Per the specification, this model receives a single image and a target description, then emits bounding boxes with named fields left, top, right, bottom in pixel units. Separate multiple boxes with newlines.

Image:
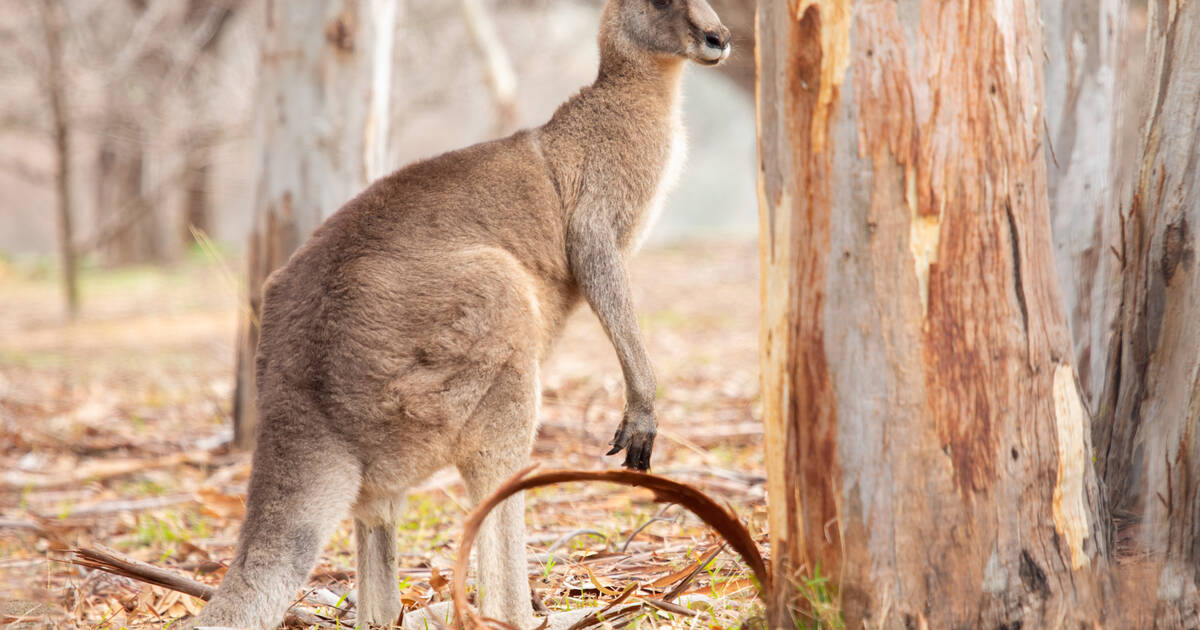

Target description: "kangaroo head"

left=603, top=0, right=732, bottom=67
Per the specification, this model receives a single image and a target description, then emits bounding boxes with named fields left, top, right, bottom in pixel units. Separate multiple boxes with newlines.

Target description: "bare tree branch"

left=459, top=0, right=519, bottom=134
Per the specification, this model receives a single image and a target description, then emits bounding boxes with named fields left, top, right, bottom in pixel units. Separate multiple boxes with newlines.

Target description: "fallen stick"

left=53, top=494, right=195, bottom=519
left=3, top=450, right=213, bottom=490
left=643, top=598, right=698, bottom=617
left=621, top=504, right=677, bottom=552
left=72, top=546, right=214, bottom=601
left=69, top=546, right=343, bottom=627
left=546, top=529, right=607, bottom=554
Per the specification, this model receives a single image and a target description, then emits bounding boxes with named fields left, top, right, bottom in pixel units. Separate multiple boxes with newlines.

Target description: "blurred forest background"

left=0, top=0, right=768, bottom=627
left=0, top=0, right=755, bottom=265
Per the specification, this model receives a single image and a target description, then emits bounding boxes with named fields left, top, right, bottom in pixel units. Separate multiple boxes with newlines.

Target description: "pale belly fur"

left=632, top=108, right=687, bottom=252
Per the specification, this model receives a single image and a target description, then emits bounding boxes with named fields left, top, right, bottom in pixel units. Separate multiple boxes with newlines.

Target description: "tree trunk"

left=1041, top=0, right=1126, bottom=408
left=233, top=0, right=399, bottom=449
left=756, top=1, right=1107, bottom=627
left=1094, top=0, right=1200, bottom=622
left=94, top=123, right=165, bottom=266
left=39, top=0, right=78, bottom=319
left=182, top=146, right=211, bottom=244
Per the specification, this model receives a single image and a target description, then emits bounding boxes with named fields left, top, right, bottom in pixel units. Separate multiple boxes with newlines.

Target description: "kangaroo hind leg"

left=196, top=432, right=361, bottom=630
left=354, top=506, right=405, bottom=626
left=457, top=363, right=539, bottom=630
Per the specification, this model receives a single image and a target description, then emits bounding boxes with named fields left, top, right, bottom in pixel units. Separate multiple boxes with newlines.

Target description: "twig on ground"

left=644, top=598, right=699, bottom=617
left=546, top=529, right=607, bottom=555
left=71, top=546, right=214, bottom=600
left=3, top=450, right=213, bottom=490
left=621, top=503, right=677, bottom=552
left=68, top=546, right=339, bottom=627
left=49, top=494, right=194, bottom=519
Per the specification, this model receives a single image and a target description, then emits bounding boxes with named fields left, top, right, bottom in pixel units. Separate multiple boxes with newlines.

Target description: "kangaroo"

left=194, top=1, right=730, bottom=628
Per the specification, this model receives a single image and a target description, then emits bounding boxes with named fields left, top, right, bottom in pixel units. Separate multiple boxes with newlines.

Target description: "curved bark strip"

left=1096, top=0, right=1200, bottom=623
left=757, top=1, right=1108, bottom=627
left=450, top=467, right=770, bottom=629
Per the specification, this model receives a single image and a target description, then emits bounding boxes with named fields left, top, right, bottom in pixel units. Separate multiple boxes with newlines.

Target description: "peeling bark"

left=232, top=0, right=397, bottom=449
left=756, top=1, right=1107, bottom=627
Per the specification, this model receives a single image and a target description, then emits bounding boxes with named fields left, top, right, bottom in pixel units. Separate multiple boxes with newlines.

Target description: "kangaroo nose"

left=704, top=30, right=729, bottom=49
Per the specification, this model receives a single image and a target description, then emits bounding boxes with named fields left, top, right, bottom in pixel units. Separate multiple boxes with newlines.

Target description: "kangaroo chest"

left=629, top=106, right=686, bottom=252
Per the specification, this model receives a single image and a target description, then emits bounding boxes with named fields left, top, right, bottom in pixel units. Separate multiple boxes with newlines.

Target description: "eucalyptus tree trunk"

left=756, top=1, right=1107, bottom=627
left=233, top=0, right=399, bottom=449
left=1093, top=0, right=1200, bottom=623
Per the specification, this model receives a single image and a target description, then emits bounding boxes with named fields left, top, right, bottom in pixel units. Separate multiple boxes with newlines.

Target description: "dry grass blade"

left=582, top=565, right=624, bottom=596
left=567, top=585, right=640, bottom=630
left=643, top=598, right=698, bottom=617
left=452, top=466, right=770, bottom=629
left=621, top=503, right=676, bottom=552
left=660, top=544, right=724, bottom=601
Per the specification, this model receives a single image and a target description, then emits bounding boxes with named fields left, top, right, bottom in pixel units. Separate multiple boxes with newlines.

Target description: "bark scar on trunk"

left=793, top=0, right=851, bottom=154
left=1005, top=200, right=1029, bottom=334
left=1052, top=363, right=1091, bottom=569
left=910, top=210, right=940, bottom=318
left=1160, top=214, right=1192, bottom=284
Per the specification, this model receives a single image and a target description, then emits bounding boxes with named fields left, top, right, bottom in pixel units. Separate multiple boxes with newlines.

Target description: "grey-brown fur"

left=194, top=1, right=729, bottom=628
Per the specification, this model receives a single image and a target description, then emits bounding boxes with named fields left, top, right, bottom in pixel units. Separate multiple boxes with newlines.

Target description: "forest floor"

left=0, top=239, right=769, bottom=629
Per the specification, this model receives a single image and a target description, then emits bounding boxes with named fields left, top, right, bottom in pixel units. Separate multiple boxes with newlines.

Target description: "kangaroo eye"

left=651, top=0, right=671, bottom=8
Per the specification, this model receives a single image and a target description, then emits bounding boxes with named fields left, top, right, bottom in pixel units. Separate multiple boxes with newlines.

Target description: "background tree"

left=77, top=0, right=240, bottom=266
left=5, top=0, right=245, bottom=319
left=37, top=0, right=78, bottom=319
left=756, top=0, right=1106, bottom=626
